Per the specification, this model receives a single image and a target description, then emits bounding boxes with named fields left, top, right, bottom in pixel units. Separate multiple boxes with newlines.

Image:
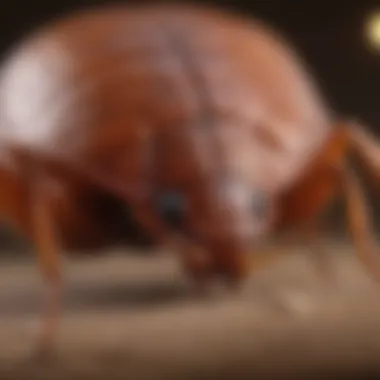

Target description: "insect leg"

left=29, top=174, right=63, bottom=360
left=341, top=164, right=380, bottom=283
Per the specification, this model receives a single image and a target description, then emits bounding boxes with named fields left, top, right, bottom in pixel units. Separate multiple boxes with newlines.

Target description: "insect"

left=0, top=3, right=379, bottom=358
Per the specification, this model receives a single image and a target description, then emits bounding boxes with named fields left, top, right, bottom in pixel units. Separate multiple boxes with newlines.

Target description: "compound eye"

left=156, top=191, right=187, bottom=228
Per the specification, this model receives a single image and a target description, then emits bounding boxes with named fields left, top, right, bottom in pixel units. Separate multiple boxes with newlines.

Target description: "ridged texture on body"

left=0, top=4, right=332, bottom=196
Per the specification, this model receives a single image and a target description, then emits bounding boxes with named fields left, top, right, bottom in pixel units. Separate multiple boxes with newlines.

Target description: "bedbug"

left=0, top=3, right=379, bottom=358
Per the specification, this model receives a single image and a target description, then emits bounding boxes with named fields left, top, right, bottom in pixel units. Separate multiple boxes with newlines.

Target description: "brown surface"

left=1, top=243, right=380, bottom=379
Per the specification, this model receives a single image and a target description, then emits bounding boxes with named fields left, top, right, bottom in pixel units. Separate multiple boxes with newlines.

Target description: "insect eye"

left=251, top=191, right=269, bottom=219
left=156, top=191, right=187, bottom=228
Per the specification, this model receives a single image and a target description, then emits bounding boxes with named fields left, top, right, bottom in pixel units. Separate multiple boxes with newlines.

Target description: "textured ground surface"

left=1, top=243, right=380, bottom=379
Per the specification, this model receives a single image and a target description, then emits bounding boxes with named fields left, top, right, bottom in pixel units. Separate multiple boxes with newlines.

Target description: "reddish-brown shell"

left=0, top=4, right=332, bottom=198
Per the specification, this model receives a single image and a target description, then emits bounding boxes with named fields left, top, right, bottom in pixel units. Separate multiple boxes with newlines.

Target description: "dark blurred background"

left=0, top=0, right=379, bottom=249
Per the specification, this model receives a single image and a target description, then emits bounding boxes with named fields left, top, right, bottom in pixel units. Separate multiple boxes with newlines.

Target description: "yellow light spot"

left=366, top=11, right=380, bottom=50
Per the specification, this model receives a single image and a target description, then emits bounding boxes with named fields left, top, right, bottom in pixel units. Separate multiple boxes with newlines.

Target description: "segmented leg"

left=180, top=242, right=216, bottom=296
left=341, top=164, right=380, bottom=283
left=30, top=175, right=62, bottom=359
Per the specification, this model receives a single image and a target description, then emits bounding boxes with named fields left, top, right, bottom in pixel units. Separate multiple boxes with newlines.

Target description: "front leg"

left=128, top=198, right=216, bottom=295
left=179, top=241, right=216, bottom=296
left=29, top=174, right=63, bottom=360
left=341, top=164, right=380, bottom=283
